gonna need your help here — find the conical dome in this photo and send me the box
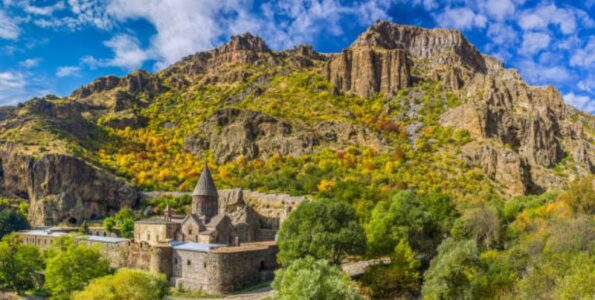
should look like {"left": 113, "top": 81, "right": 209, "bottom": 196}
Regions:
{"left": 192, "top": 165, "right": 218, "bottom": 197}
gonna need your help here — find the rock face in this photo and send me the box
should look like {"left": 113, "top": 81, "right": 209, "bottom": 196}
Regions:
{"left": 184, "top": 108, "right": 385, "bottom": 163}
{"left": 71, "top": 70, "right": 164, "bottom": 99}
{"left": 440, "top": 68, "right": 592, "bottom": 193}
{"left": 325, "top": 47, "right": 410, "bottom": 98}
{"left": 0, "top": 144, "right": 139, "bottom": 226}
{"left": 462, "top": 143, "right": 529, "bottom": 195}
{"left": 324, "top": 21, "right": 503, "bottom": 97}
{"left": 162, "top": 33, "right": 276, "bottom": 84}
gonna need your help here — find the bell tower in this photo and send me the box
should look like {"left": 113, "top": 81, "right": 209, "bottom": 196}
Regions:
{"left": 192, "top": 165, "right": 219, "bottom": 221}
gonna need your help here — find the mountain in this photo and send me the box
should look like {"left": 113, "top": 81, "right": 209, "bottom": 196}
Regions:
{"left": 0, "top": 20, "right": 592, "bottom": 226}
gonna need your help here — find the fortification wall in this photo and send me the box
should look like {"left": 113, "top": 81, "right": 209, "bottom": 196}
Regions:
{"left": 170, "top": 250, "right": 211, "bottom": 291}
{"left": 206, "top": 243, "right": 278, "bottom": 294}
{"left": 122, "top": 241, "right": 153, "bottom": 270}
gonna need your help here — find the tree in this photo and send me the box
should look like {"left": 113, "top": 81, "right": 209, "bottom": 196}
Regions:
{"left": 45, "top": 242, "right": 112, "bottom": 299}
{"left": 103, "top": 217, "right": 116, "bottom": 232}
{"left": 451, "top": 205, "right": 501, "bottom": 249}
{"left": 366, "top": 191, "right": 432, "bottom": 256}
{"left": 72, "top": 268, "right": 168, "bottom": 300}
{"left": 79, "top": 221, "right": 90, "bottom": 235}
{"left": 120, "top": 218, "right": 134, "bottom": 238}
{"left": 276, "top": 198, "right": 366, "bottom": 266}
{"left": 361, "top": 239, "right": 421, "bottom": 298}
{"left": 422, "top": 238, "right": 484, "bottom": 300}
{"left": 559, "top": 175, "right": 595, "bottom": 214}
{"left": 272, "top": 257, "right": 362, "bottom": 300}
{"left": 0, "top": 208, "right": 29, "bottom": 239}
{"left": 0, "top": 234, "right": 44, "bottom": 294}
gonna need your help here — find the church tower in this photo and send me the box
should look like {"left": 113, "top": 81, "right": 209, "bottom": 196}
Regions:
{"left": 192, "top": 165, "right": 219, "bottom": 221}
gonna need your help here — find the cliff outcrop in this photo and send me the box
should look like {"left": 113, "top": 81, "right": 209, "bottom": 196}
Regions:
{"left": 184, "top": 108, "right": 385, "bottom": 163}
{"left": 0, "top": 144, "right": 138, "bottom": 226}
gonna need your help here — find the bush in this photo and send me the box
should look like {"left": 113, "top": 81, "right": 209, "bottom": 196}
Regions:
{"left": 45, "top": 240, "right": 112, "bottom": 299}
{"left": 0, "top": 234, "right": 44, "bottom": 293}
{"left": 272, "top": 257, "right": 362, "bottom": 300}
{"left": 72, "top": 268, "right": 168, "bottom": 300}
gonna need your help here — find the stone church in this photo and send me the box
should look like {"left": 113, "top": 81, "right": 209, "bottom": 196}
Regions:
{"left": 135, "top": 166, "right": 251, "bottom": 246}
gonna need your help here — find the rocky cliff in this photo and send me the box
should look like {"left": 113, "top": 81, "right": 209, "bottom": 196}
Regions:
{"left": 0, "top": 20, "right": 592, "bottom": 226}
{"left": 184, "top": 108, "right": 385, "bottom": 163}
{"left": 0, "top": 143, "right": 138, "bottom": 226}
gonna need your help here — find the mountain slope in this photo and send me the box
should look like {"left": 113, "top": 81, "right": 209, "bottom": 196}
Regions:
{"left": 0, "top": 21, "right": 592, "bottom": 226}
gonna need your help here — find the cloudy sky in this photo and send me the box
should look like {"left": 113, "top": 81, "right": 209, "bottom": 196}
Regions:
{"left": 0, "top": 0, "right": 593, "bottom": 113}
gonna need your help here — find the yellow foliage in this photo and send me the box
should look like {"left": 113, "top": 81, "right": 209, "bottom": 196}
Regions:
{"left": 318, "top": 179, "right": 336, "bottom": 192}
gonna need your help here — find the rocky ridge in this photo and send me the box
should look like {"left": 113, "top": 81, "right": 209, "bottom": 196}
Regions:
{"left": 0, "top": 20, "right": 592, "bottom": 226}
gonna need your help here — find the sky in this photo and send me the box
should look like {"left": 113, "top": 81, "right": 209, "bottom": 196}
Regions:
{"left": 0, "top": 0, "right": 593, "bottom": 113}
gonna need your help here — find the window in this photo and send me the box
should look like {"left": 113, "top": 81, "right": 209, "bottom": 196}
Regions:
{"left": 147, "top": 234, "right": 151, "bottom": 240}
{"left": 203, "top": 262, "right": 207, "bottom": 268}
{"left": 187, "top": 260, "right": 191, "bottom": 266}
{"left": 188, "top": 229, "right": 192, "bottom": 235}
{"left": 174, "top": 258, "right": 178, "bottom": 264}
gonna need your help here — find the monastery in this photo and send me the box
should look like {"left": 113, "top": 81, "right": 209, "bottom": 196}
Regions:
{"left": 19, "top": 166, "right": 288, "bottom": 293}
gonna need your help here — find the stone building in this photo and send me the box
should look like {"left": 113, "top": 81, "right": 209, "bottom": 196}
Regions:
{"left": 19, "top": 166, "right": 285, "bottom": 294}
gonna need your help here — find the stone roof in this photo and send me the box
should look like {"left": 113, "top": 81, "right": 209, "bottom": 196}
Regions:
{"left": 192, "top": 165, "right": 218, "bottom": 197}
{"left": 136, "top": 217, "right": 182, "bottom": 225}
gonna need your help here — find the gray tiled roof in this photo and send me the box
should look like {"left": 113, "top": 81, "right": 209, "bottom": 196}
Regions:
{"left": 192, "top": 165, "right": 218, "bottom": 197}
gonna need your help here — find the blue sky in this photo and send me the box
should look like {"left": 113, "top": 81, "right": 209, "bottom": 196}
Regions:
{"left": 0, "top": 0, "right": 593, "bottom": 113}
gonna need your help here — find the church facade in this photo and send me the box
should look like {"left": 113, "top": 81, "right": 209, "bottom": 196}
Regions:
{"left": 19, "top": 166, "right": 285, "bottom": 294}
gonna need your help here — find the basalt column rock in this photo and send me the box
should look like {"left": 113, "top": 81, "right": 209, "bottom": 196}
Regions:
{"left": 325, "top": 47, "right": 410, "bottom": 98}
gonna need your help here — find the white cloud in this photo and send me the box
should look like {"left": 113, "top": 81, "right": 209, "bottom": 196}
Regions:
{"left": 435, "top": 7, "right": 487, "bottom": 30}
{"left": 577, "top": 76, "right": 594, "bottom": 93}
{"left": 487, "top": 22, "right": 518, "bottom": 45}
{"left": 563, "top": 92, "right": 595, "bottom": 114}
{"left": 520, "top": 31, "right": 550, "bottom": 55}
{"left": 0, "top": 10, "right": 19, "bottom": 39}
{"left": 19, "top": 58, "right": 41, "bottom": 68}
{"left": 484, "top": 0, "right": 516, "bottom": 21}
{"left": 22, "top": 1, "right": 66, "bottom": 16}
{"left": 56, "top": 66, "right": 80, "bottom": 77}
{"left": 518, "top": 4, "right": 580, "bottom": 35}
{"left": 0, "top": 71, "right": 26, "bottom": 104}
{"left": 102, "top": 34, "right": 150, "bottom": 69}
{"left": 518, "top": 58, "right": 572, "bottom": 84}
{"left": 570, "top": 37, "right": 595, "bottom": 68}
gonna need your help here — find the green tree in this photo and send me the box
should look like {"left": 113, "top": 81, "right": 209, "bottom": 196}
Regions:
{"left": 103, "top": 217, "right": 115, "bottom": 232}
{"left": 422, "top": 238, "right": 484, "bottom": 300}
{"left": 0, "top": 208, "right": 29, "bottom": 239}
{"left": 72, "top": 268, "right": 168, "bottom": 300}
{"left": 366, "top": 191, "right": 432, "bottom": 256}
{"left": 0, "top": 234, "right": 44, "bottom": 294}
{"left": 361, "top": 239, "right": 421, "bottom": 298}
{"left": 115, "top": 207, "right": 134, "bottom": 223}
{"left": 120, "top": 218, "right": 135, "bottom": 238}
{"left": 45, "top": 242, "right": 112, "bottom": 299}
{"left": 276, "top": 198, "right": 365, "bottom": 266}
{"left": 272, "top": 257, "right": 361, "bottom": 300}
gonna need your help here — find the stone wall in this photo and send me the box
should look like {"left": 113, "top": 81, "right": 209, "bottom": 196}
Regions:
{"left": 122, "top": 241, "right": 153, "bottom": 271}
{"left": 134, "top": 222, "right": 179, "bottom": 245}
{"left": 206, "top": 242, "right": 278, "bottom": 294}
{"left": 170, "top": 250, "right": 211, "bottom": 291}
